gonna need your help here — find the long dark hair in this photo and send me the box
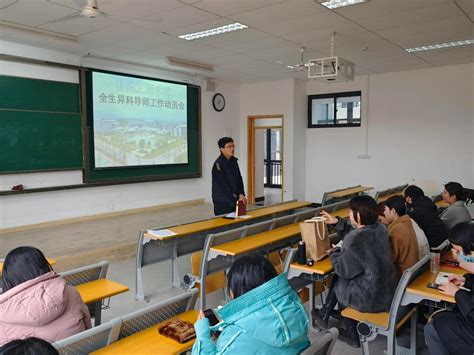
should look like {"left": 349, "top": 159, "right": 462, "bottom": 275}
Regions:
{"left": 2, "top": 246, "right": 53, "bottom": 292}
{"left": 227, "top": 255, "right": 277, "bottom": 299}
{"left": 449, "top": 223, "right": 474, "bottom": 255}
{"left": 0, "top": 337, "right": 58, "bottom": 355}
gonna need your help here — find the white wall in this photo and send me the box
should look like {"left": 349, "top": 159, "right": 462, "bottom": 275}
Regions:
{"left": 305, "top": 63, "right": 474, "bottom": 201}
{"left": 239, "top": 79, "right": 295, "bottom": 201}
{"left": 0, "top": 41, "right": 240, "bottom": 229}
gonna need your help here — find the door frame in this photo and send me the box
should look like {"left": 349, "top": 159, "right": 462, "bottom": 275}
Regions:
{"left": 247, "top": 114, "right": 284, "bottom": 204}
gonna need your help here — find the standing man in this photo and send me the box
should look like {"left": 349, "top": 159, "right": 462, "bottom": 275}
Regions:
{"left": 212, "top": 137, "right": 246, "bottom": 216}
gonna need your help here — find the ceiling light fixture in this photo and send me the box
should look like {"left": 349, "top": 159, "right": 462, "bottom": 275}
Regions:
{"left": 317, "top": 0, "right": 369, "bottom": 10}
{"left": 166, "top": 57, "right": 214, "bottom": 72}
{"left": 405, "top": 39, "right": 474, "bottom": 53}
{"left": 178, "top": 22, "right": 248, "bottom": 41}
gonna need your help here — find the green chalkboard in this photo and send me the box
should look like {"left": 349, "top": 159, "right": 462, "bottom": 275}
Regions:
{"left": 0, "top": 75, "right": 83, "bottom": 173}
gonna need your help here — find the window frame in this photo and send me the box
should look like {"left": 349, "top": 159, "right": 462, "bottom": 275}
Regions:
{"left": 308, "top": 90, "right": 362, "bottom": 128}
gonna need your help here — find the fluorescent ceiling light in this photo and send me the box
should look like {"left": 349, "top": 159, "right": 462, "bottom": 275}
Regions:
{"left": 318, "top": 0, "right": 368, "bottom": 10}
{"left": 179, "top": 22, "right": 248, "bottom": 41}
{"left": 405, "top": 39, "right": 474, "bottom": 53}
{"left": 166, "top": 57, "right": 214, "bottom": 72}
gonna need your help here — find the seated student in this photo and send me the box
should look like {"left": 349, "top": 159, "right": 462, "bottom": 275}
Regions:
{"left": 192, "top": 255, "right": 309, "bottom": 355}
{"left": 0, "top": 247, "right": 91, "bottom": 346}
{"left": 404, "top": 185, "right": 447, "bottom": 248}
{"left": 439, "top": 181, "right": 471, "bottom": 231}
{"left": 378, "top": 196, "right": 420, "bottom": 279}
{"left": 315, "top": 195, "right": 397, "bottom": 347}
{"left": 0, "top": 337, "right": 58, "bottom": 355}
{"left": 424, "top": 223, "right": 474, "bottom": 355}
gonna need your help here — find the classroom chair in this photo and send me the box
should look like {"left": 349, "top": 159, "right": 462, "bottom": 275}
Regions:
{"left": 301, "top": 328, "right": 339, "bottom": 355}
{"left": 59, "top": 261, "right": 109, "bottom": 325}
{"left": 53, "top": 318, "right": 121, "bottom": 355}
{"left": 341, "top": 255, "right": 430, "bottom": 355}
{"left": 270, "top": 213, "right": 299, "bottom": 229}
{"left": 117, "top": 289, "right": 198, "bottom": 339}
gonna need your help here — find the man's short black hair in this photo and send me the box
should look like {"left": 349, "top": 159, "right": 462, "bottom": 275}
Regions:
{"left": 385, "top": 196, "right": 407, "bottom": 216}
{"left": 444, "top": 181, "right": 465, "bottom": 201}
{"left": 404, "top": 185, "right": 425, "bottom": 200}
{"left": 218, "top": 137, "right": 234, "bottom": 149}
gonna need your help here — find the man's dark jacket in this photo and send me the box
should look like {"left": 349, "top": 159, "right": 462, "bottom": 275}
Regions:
{"left": 433, "top": 273, "right": 474, "bottom": 354}
{"left": 211, "top": 154, "right": 245, "bottom": 209}
{"left": 407, "top": 196, "right": 447, "bottom": 248}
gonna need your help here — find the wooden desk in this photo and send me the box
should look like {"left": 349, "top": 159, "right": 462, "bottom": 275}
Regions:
{"left": 92, "top": 310, "right": 198, "bottom": 355}
{"left": 289, "top": 258, "right": 333, "bottom": 277}
{"left": 76, "top": 279, "right": 129, "bottom": 326}
{"left": 328, "top": 186, "right": 373, "bottom": 199}
{"left": 377, "top": 192, "right": 403, "bottom": 203}
{"left": 136, "top": 200, "right": 313, "bottom": 300}
{"left": 1, "top": 258, "right": 56, "bottom": 274}
{"left": 402, "top": 266, "right": 465, "bottom": 306}
{"left": 76, "top": 279, "right": 129, "bottom": 304}
{"left": 209, "top": 208, "right": 349, "bottom": 259}
{"left": 435, "top": 200, "right": 449, "bottom": 209}
{"left": 144, "top": 201, "right": 311, "bottom": 241}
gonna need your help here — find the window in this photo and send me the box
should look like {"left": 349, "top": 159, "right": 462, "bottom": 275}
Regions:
{"left": 308, "top": 91, "right": 361, "bottom": 128}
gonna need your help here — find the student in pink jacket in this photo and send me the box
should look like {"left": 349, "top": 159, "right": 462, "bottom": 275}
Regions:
{"left": 0, "top": 247, "right": 91, "bottom": 346}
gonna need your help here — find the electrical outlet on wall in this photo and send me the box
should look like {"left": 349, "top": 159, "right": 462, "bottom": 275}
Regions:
{"left": 357, "top": 154, "right": 372, "bottom": 159}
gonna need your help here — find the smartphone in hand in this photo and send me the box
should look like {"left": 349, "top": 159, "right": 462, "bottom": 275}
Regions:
{"left": 203, "top": 308, "right": 220, "bottom": 326}
{"left": 426, "top": 282, "right": 440, "bottom": 290}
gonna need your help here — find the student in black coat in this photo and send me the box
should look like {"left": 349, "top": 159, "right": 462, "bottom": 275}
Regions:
{"left": 424, "top": 223, "right": 474, "bottom": 355}
{"left": 404, "top": 185, "right": 447, "bottom": 248}
{"left": 211, "top": 137, "right": 246, "bottom": 216}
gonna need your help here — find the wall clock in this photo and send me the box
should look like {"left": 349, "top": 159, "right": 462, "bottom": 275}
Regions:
{"left": 212, "top": 93, "right": 225, "bottom": 112}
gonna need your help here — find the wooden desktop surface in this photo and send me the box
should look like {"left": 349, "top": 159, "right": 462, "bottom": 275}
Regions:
{"left": 210, "top": 224, "right": 300, "bottom": 256}
{"left": 76, "top": 279, "right": 129, "bottom": 304}
{"left": 92, "top": 310, "right": 198, "bottom": 355}
{"left": 145, "top": 201, "right": 312, "bottom": 241}
{"left": 290, "top": 257, "right": 333, "bottom": 275}
{"left": 435, "top": 200, "right": 449, "bottom": 209}
{"left": 210, "top": 209, "right": 348, "bottom": 257}
{"left": 377, "top": 192, "right": 403, "bottom": 202}
{"left": 0, "top": 258, "right": 56, "bottom": 274}
{"left": 328, "top": 186, "right": 373, "bottom": 198}
{"left": 406, "top": 265, "right": 465, "bottom": 304}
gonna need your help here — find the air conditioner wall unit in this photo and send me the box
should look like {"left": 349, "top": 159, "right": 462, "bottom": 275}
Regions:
{"left": 307, "top": 56, "right": 354, "bottom": 82}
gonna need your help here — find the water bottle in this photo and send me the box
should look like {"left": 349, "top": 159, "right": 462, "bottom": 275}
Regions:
{"left": 430, "top": 252, "right": 440, "bottom": 273}
{"left": 297, "top": 241, "right": 306, "bottom": 265}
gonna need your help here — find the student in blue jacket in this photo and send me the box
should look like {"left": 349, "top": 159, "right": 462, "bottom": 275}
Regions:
{"left": 192, "top": 255, "right": 310, "bottom": 354}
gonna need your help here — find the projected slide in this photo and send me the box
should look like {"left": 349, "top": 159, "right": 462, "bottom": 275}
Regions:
{"left": 92, "top": 71, "right": 188, "bottom": 168}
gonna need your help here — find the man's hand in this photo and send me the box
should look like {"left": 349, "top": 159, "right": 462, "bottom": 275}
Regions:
{"left": 320, "top": 210, "right": 338, "bottom": 225}
{"left": 438, "top": 282, "right": 460, "bottom": 296}
{"left": 447, "top": 274, "right": 466, "bottom": 287}
{"left": 239, "top": 194, "right": 247, "bottom": 204}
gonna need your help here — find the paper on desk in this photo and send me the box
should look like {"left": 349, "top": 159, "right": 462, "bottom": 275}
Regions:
{"left": 147, "top": 229, "right": 177, "bottom": 238}
{"left": 435, "top": 271, "right": 454, "bottom": 284}
{"left": 225, "top": 212, "right": 251, "bottom": 219}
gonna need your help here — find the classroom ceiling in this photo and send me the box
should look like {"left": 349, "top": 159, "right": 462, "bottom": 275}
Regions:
{"left": 0, "top": 0, "right": 473, "bottom": 83}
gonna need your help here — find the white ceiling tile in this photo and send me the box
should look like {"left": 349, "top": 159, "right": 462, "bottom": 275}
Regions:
{"left": 414, "top": 45, "right": 474, "bottom": 66}
{"left": 130, "top": 5, "right": 220, "bottom": 33}
{"left": 377, "top": 15, "right": 473, "bottom": 47}
{"left": 358, "top": 2, "right": 465, "bottom": 31}
{"left": 99, "top": 0, "right": 184, "bottom": 17}
{"left": 229, "top": 0, "right": 328, "bottom": 27}
{"left": 194, "top": 28, "right": 273, "bottom": 48}
{"left": 78, "top": 23, "right": 160, "bottom": 47}
{"left": 334, "top": 0, "right": 451, "bottom": 20}
{"left": 365, "top": 62, "right": 433, "bottom": 73}
{"left": 455, "top": 0, "right": 474, "bottom": 19}
{"left": 0, "top": 0, "right": 76, "bottom": 27}
{"left": 39, "top": 16, "right": 121, "bottom": 36}
{"left": 190, "top": 0, "right": 286, "bottom": 16}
